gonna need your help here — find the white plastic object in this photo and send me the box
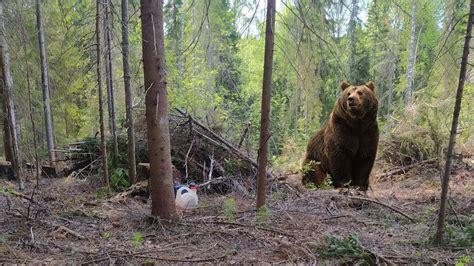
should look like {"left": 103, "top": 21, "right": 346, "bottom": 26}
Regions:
{"left": 175, "top": 185, "right": 198, "bottom": 209}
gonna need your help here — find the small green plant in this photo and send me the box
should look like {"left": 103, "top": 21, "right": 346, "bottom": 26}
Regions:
{"left": 319, "top": 178, "right": 334, "bottom": 190}
{"left": 321, "top": 235, "right": 371, "bottom": 262}
{"left": 101, "top": 231, "right": 111, "bottom": 239}
{"left": 304, "top": 177, "right": 333, "bottom": 190}
{"left": 455, "top": 255, "right": 471, "bottom": 266}
{"left": 95, "top": 187, "right": 108, "bottom": 199}
{"left": 442, "top": 223, "right": 474, "bottom": 247}
{"left": 131, "top": 232, "right": 143, "bottom": 248}
{"left": 305, "top": 182, "right": 318, "bottom": 190}
{"left": 302, "top": 160, "right": 319, "bottom": 175}
{"left": 223, "top": 197, "right": 237, "bottom": 222}
{"left": 429, "top": 215, "right": 474, "bottom": 247}
{"left": 270, "top": 190, "right": 287, "bottom": 202}
{"left": 110, "top": 167, "right": 129, "bottom": 191}
{"left": 256, "top": 205, "right": 269, "bottom": 227}
{"left": 143, "top": 257, "right": 155, "bottom": 265}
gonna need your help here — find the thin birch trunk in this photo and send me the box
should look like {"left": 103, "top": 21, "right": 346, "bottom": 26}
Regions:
{"left": 103, "top": 0, "right": 118, "bottom": 163}
{"left": 96, "top": 0, "right": 109, "bottom": 191}
{"left": 36, "top": 0, "right": 55, "bottom": 165}
{"left": 404, "top": 0, "right": 417, "bottom": 106}
{"left": 121, "top": 0, "right": 137, "bottom": 184}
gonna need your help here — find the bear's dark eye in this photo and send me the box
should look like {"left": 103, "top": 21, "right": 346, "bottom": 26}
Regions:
{"left": 357, "top": 91, "right": 362, "bottom": 95}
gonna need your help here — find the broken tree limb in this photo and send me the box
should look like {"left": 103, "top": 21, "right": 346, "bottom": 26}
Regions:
{"left": 196, "top": 176, "right": 230, "bottom": 188}
{"left": 175, "top": 108, "right": 275, "bottom": 179}
{"left": 5, "top": 189, "right": 37, "bottom": 204}
{"left": 375, "top": 159, "right": 436, "bottom": 180}
{"left": 348, "top": 196, "right": 415, "bottom": 222}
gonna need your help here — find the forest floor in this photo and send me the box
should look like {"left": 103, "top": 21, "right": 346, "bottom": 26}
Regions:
{"left": 1, "top": 156, "right": 473, "bottom": 264}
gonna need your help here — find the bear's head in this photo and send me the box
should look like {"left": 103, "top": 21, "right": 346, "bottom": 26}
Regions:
{"left": 339, "top": 80, "right": 378, "bottom": 119}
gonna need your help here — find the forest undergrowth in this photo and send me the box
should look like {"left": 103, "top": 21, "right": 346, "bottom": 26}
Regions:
{"left": 1, "top": 141, "right": 472, "bottom": 264}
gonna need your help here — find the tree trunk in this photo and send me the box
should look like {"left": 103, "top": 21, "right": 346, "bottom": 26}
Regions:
{"left": 96, "top": 0, "right": 109, "bottom": 191}
{"left": 404, "top": 0, "right": 417, "bottom": 106}
{"left": 348, "top": 0, "right": 359, "bottom": 82}
{"left": 256, "top": 0, "right": 276, "bottom": 210}
{"left": 433, "top": 0, "right": 474, "bottom": 245}
{"left": 121, "top": 0, "right": 137, "bottom": 185}
{"left": 21, "top": 16, "right": 41, "bottom": 182}
{"left": 36, "top": 0, "right": 56, "bottom": 166}
{"left": 103, "top": 0, "right": 118, "bottom": 163}
{"left": 140, "top": 0, "right": 176, "bottom": 218}
{"left": 2, "top": 98, "right": 13, "bottom": 162}
{"left": 0, "top": 0, "right": 23, "bottom": 190}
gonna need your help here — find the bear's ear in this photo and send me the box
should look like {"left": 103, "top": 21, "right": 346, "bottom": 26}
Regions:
{"left": 340, "top": 80, "right": 351, "bottom": 91}
{"left": 365, "top": 81, "right": 375, "bottom": 91}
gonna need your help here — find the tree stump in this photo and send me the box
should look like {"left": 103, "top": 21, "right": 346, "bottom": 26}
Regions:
{"left": 41, "top": 165, "right": 58, "bottom": 178}
{"left": 0, "top": 161, "right": 14, "bottom": 180}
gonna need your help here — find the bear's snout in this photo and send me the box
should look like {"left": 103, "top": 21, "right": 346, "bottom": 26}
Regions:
{"left": 347, "top": 94, "right": 360, "bottom": 107}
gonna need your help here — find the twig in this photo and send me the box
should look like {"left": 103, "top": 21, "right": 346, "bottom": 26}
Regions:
{"left": 184, "top": 138, "right": 195, "bottom": 179}
{"left": 132, "top": 253, "right": 228, "bottom": 262}
{"left": 375, "top": 159, "right": 436, "bottom": 180}
{"left": 196, "top": 176, "right": 230, "bottom": 188}
{"left": 211, "top": 221, "right": 295, "bottom": 238}
{"left": 53, "top": 225, "right": 86, "bottom": 240}
{"left": 348, "top": 196, "right": 415, "bottom": 222}
{"left": 71, "top": 157, "right": 101, "bottom": 178}
{"left": 6, "top": 189, "right": 37, "bottom": 204}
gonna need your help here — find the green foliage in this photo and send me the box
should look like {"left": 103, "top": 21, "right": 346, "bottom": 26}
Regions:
{"left": 101, "top": 231, "right": 111, "bottom": 240}
{"left": 95, "top": 187, "right": 108, "bottom": 200}
{"left": 256, "top": 205, "right": 269, "bottom": 227}
{"left": 131, "top": 232, "right": 143, "bottom": 248}
{"left": 455, "top": 255, "right": 471, "bottom": 266}
{"left": 223, "top": 197, "right": 237, "bottom": 222}
{"left": 269, "top": 190, "right": 287, "bottom": 202}
{"left": 304, "top": 182, "right": 318, "bottom": 190}
{"left": 110, "top": 167, "right": 129, "bottom": 192}
{"left": 321, "top": 235, "right": 372, "bottom": 262}
{"left": 441, "top": 223, "right": 474, "bottom": 248}
{"left": 302, "top": 160, "right": 319, "bottom": 175}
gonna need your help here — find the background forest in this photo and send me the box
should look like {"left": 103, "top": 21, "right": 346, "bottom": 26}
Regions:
{"left": 2, "top": 0, "right": 473, "bottom": 176}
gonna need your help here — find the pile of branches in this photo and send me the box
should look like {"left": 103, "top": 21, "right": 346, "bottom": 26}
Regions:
{"left": 61, "top": 109, "right": 259, "bottom": 192}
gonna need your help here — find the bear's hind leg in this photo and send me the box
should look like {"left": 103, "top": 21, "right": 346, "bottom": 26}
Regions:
{"left": 302, "top": 160, "right": 327, "bottom": 186}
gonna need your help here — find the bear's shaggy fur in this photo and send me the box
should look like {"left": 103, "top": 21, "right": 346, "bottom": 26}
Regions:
{"left": 302, "top": 81, "right": 379, "bottom": 190}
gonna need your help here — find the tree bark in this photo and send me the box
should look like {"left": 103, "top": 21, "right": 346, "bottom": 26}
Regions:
{"left": 2, "top": 98, "right": 13, "bottom": 162}
{"left": 21, "top": 15, "right": 41, "bottom": 182}
{"left": 96, "top": 0, "right": 109, "bottom": 191}
{"left": 121, "top": 0, "right": 137, "bottom": 184}
{"left": 348, "top": 0, "right": 359, "bottom": 82}
{"left": 103, "top": 0, "right": 118, "bottom": 163}
{"left": 36, "top": 0, "right": 56, "bottom": 165}
{"left": 140, "top": 0, "right": 176, "bottom": 218}
{"left": 0, "top": 0, "right": 23, "bottom": 190}
{"left": 404, "top": 0, "right": 417, "bottom": 106}
{"left": 433, "top": 0, "right": 474, "bottom": 245}
{"left": 256, "top": 0, "right": 276, "bottom": 209}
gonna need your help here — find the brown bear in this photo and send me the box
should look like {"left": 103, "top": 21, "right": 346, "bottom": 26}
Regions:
{"left": 302, "top": 80, "right": 379, "bottom": 190}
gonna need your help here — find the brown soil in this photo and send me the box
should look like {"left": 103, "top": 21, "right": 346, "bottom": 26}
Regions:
{"left": 1, "top": 159, "right": 473, "bottom": 264}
